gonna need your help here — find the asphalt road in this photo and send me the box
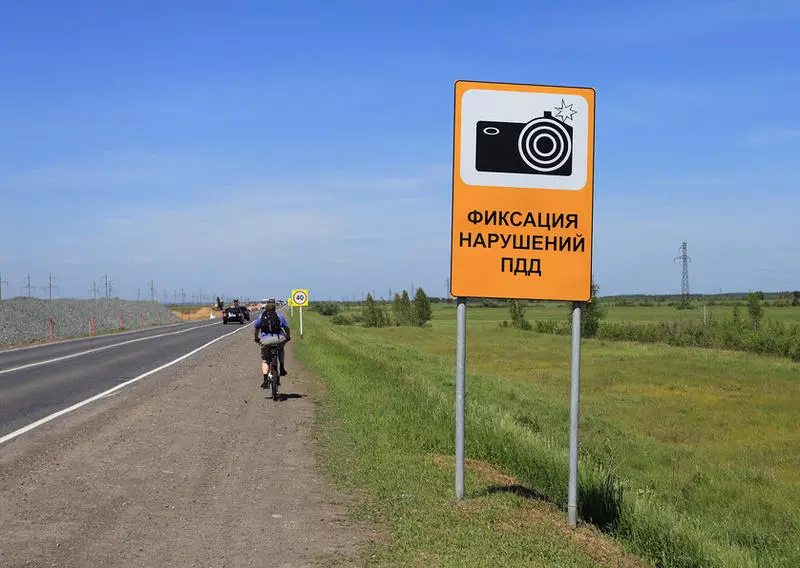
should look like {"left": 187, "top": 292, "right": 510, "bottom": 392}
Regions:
{"left": 0, "top": 318, "right": 252, "bottom": 439}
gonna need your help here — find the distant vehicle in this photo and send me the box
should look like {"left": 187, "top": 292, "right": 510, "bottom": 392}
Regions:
{"left": 222, "top": 306, "right": 245, "bottom": 325}
{"left": 240, "top": 305, "right": 251, "bottom": 321}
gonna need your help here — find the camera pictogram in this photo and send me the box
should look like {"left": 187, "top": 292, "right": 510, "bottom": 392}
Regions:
{"left": 476, "top": 109, "right": 573, "bottom": 176}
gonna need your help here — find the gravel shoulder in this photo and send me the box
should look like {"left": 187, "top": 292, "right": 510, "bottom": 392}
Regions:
{"left": 0, "top": 330, "right": 370, "bottom": 567}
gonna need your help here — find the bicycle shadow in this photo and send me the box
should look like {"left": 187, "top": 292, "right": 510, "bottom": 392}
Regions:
{"left": 265, "top": 393, "right": 306, "bottom": 402}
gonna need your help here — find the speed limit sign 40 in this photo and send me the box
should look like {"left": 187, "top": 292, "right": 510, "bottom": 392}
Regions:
{"left": 291, "top": 289, "right": 309, "bottom": 307}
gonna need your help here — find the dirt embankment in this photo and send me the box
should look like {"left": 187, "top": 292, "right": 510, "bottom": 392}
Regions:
{"left": 172, "top": 306, "right": 220, "bottom": 320}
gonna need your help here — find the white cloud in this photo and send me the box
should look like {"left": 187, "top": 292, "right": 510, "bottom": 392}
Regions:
{"left": 36, "top": 167, "right": 451, "bottom": 300}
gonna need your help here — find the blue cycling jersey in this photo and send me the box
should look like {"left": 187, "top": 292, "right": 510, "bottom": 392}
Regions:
{"left": 253, "top": 312, "right": 289, "bottom": 338}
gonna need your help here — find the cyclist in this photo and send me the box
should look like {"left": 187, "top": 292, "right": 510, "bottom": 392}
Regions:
{"left": 253, "top": 298, "right": 290, "bottom": 389}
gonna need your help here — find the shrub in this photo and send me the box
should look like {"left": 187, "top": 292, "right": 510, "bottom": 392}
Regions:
{"left": 580, "top": 278, "right": 605, "bottom": 337}
{"left": 315, "top": 302, "right": 341, "bottom": 316}
{"left": 331, "top": 313, "right": 353, "bottom": 326}
{"left": 509, "top": 300, "right": 531, "bottom": 330}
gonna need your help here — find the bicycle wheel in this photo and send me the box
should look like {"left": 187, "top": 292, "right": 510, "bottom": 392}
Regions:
{"left": 270, "top": 353, "right": 279, "bottom": 401}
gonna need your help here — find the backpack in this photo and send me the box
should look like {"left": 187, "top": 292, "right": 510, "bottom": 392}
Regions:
{"left": 260, "top": 311, "right": 283, "bottom": 335}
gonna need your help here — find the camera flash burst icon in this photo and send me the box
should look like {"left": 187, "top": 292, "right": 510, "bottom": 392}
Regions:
{"left": 553, "top": 99, "right": 577, "bottom": 122}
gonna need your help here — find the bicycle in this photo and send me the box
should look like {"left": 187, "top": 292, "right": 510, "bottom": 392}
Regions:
{"left": 263, "top": 344, "right": 281, "bottom": 401}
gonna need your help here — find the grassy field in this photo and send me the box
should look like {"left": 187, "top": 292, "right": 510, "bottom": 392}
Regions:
{"left": 456, "top": 302, "right": 800, "bottom": 325}
{"left": 291, "top": 304, "right": 800, "bottom": 567}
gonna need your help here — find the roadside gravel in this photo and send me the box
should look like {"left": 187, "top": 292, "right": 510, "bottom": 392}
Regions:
{"left": 0, "top": 298, "right": 182, "bottom": 347}
{"left": 0, "top": 330, "right": 370, "bottom": 566}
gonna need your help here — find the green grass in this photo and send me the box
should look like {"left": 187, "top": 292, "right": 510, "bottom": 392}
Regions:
{"left": 294, "top": 306, "right": 800, "bottom": 567}
{"left": 423, "top": 303, "right": 800, "bottom": 325}
{"left": 294, "top": 314, "right": 645, "bottom": 567}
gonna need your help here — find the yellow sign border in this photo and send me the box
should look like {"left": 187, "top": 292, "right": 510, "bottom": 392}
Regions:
{"left": 291, "top": 289, "right": 309, "bottom": 307}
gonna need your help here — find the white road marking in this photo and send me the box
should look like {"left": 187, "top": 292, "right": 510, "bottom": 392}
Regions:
{"left": 0, "top": 323, "right": 250, "bottom": 446}
{"left": 0, "top": 321, "right": 226, "bottom": 376}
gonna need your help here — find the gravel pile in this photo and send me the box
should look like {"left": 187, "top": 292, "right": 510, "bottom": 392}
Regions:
{"left": 0, "top": 298, "right": 183, "bottom": 347}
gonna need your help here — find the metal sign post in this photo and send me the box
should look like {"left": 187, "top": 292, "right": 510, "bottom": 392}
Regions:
{"left": 449, "top": 80, "right": 595, "bottom": 515}
{"left": 568, "top": 302, "right": 583, "bottom": 527}
{"left": 290, "top": 289, "right": 309, "bottom": 339}
{"left": 455, "top": 297, "right": 467, "bottom": 499}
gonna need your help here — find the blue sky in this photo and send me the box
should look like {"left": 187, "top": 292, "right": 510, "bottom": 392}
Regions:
{"left": 1, "top": 0, "right": 798, "bottom": 302}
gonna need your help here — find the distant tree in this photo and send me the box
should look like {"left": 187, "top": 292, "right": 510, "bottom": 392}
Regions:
{"left": 747, "top": 292, "right": 764, "bottom": 329}
{"left": 581, "top": 278, "right": 606, "bottom": 337}
{"left": 362, "top": 293, "right": 387, "bottom": 327}
{"left": 792, "top": 291, "right": 800, "bottom": 307}
{"left": 393, "top": 290, "right": 413, "bottom": 326}
{"left": 732, "top": 304, "right": 743, "bottom": 327}
{"left": 508, "top": 300, "right": 531, "bottom": 330}
{"left": 412, "top": 287, "right": 432, "bottom": 327}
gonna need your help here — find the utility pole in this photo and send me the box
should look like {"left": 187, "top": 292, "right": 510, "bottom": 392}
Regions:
{"left": 91, "top": 281, "right": 98, "bottom": 300}
{"left": 48, "top": 273, "right": 58, "bottom": 301}
{"left": 674, "top": 242, "right": 691, "bottom": 304}
{"left": 163, "top": 290, "right": 168, "bottom": 304}
{"left": 26, "top": 274, "right": 32, "bottom": 297}
{"left": 150, "top": 280, "right": 156, "bottom": 302}
{"left": 103, "top": 273, "right": 112, "bottom": 299}
{"left": 0, "top": 270, "right": 8, "bottom": 301}
{"left": 137, "top": 287, "right": 141, "bottom": 301}
{"left": 181, "top": 288, "right": 186, "bottom": 304}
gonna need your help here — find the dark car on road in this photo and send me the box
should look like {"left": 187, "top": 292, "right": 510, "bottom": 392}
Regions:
{"left": 222, "top": 306, "right": 245, "bottom": 324}
{"left": 240, "top": 305, "right": 251, "bottom": 321}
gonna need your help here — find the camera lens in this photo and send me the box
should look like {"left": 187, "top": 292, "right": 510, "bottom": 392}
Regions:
{"left": 517, "top": 115, "right": 572, "bottom": 173}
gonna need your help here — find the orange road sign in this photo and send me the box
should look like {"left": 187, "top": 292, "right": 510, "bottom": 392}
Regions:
{"left": 450, "top": 80, "right": 596, "bottom": 301}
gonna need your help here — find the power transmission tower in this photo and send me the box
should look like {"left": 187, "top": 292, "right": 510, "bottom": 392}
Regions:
{"left": 181, "top": 288, "right": 186, "bottom": 304}
{"left": 0, "top": 270, "right": 8, "bottom": 301}
{"left": 674, "top": 242, "right": 691, "bottom": 304}
{"left": 150, "top": 280, "right": 156, "bottom": 302}
{"left": 163, "top": 290, "right": 168, "bottom": 304}
{"left": 103, "top": 273, "right": 112, "bottom": 299}
{"left": 91, "top": 281, "right": 98, "bottom": 300}
{"left": 25, "top": 274, "right": 32, "bottom": 297}
{"left": 137, "top": 287, "right": 141, "bottom": 301}
{"left": 48, "top": 273, "right": 58, "bottom": 301}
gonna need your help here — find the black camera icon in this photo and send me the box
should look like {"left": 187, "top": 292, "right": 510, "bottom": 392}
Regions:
{"left": 476, "top": 111, "right": 573, "bottom": 176}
